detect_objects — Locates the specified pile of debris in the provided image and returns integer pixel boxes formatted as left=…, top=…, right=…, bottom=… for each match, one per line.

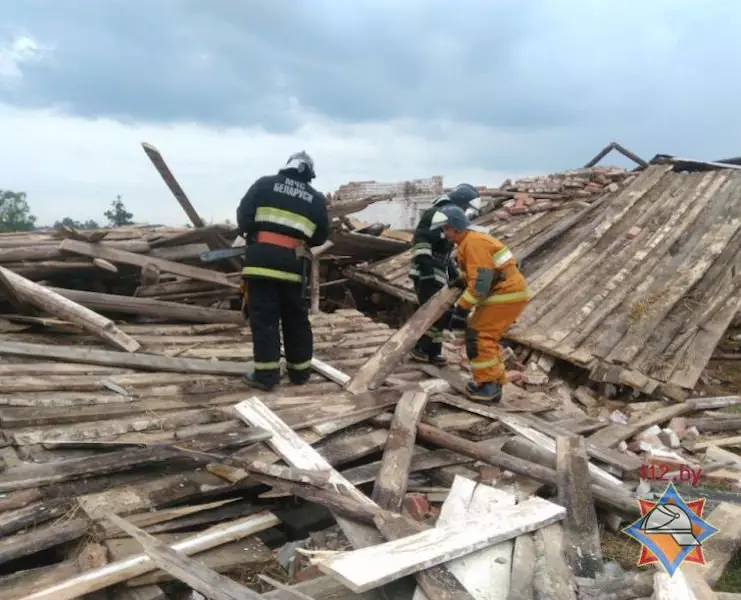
left=485, top=166, right=634, bottom=219
left=0, top=144, right=739, bottom=599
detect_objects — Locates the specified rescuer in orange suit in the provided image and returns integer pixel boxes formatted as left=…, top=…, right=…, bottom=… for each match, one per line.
left=431, top=204, right=531, bottom=402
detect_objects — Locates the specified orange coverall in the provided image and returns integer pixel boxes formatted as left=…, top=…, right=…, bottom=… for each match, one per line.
left=454, top=230, right=531, bottom=385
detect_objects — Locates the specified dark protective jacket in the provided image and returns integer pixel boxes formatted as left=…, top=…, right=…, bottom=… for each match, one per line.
left=236, top=169, right=330, bottom=282
left=410, top=198, right=459, bottom=287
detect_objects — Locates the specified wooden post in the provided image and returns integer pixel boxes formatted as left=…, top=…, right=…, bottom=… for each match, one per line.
left=0, top=267, right=140, bottom=353
left=555, top=436, right=604, bottom=578
left=371, top=391, right=429, bottom=511
left=309, top=241, right=334, bottom=315
left=346, top=286, right=461, bottom=394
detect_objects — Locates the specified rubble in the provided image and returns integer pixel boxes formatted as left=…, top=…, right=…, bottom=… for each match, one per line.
left=0, top=144, right=739, bottom=599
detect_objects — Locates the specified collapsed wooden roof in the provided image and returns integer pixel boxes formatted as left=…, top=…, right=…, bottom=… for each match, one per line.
left=345, top=161, right=741, bottom=399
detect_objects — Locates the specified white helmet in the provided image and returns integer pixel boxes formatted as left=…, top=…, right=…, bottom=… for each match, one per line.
left=284, top=150, right=316, bottom=180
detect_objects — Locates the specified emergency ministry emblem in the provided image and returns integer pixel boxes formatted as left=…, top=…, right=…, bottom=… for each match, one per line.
left=622, top=482, right=717, bottom=576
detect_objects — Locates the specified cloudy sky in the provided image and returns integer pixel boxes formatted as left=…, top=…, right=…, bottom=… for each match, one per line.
left=0, top=0, right=739, bottom=227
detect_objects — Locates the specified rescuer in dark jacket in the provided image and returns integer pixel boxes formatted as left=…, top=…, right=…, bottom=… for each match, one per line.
left=409, top=183, right=482, bottom=365
left=236, top=151, right=330, bottom=391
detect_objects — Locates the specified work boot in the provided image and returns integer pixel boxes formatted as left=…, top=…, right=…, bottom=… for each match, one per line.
left=241, top=372, right=275, bottom=392
left=288, top=373, right=311, bottom=386
left=428, top=354, right=448, bottom=367
left=465, top=381, right=502, bottom=403
left=409, top=347, right=430, bottom=363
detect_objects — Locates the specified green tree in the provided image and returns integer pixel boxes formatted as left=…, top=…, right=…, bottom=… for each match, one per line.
left=0, top=190, right=37, bottom=233
left=54, top=217, right=100, bottom=230
left=104, top=195, right=134, bottom=227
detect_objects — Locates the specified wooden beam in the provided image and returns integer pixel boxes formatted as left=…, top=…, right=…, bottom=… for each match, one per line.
left=48, top=287, right=244, bottom=323
left=555, top=436, right=603, bottom=578
left=310, top=497, right=565, bottom=593
left=507, top=535, right=536, bottom=600
left=16, top=512, right=280, bottom=600
left=0, top=266, right=140, bottom=352
left=418, top=423, right=640, bottom=517
left=371, top=390, right=429, bottom=511
left=59, top=239, right=239, bottom=288
left=0, top=518, right=88, bottom=567
left=412, top=475, right=515, bottom=600
left=108, top=514, right=260, bottom=600
left=346, top=286, right=460, bottom=393
left=0, top=339, right=252, bottom=375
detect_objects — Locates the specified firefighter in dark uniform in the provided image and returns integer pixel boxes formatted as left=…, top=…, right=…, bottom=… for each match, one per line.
left=236, top=151, right=330, bottom=391
left=409, top=183, right=482, bottom=365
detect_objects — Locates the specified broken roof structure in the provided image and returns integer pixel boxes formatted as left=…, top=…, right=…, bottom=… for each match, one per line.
left=345, top=156, right=741, bottom=401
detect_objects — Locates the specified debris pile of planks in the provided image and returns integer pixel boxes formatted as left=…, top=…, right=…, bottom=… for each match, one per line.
left=0, top=278, right=740, bottom=600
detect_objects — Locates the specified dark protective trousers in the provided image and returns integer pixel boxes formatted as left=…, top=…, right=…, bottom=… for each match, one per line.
left=246, top=277, right=313, bottom=387
left=413, top=278, right=447, bottom=359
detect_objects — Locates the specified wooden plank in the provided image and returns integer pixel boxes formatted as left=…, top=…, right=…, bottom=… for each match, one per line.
left=413, top=475, right=515, bottom=600
left=311, top=497, right=565, bottom=593
left=371, top=390, right=429, bottom=511
left=49, top=287, right=244, bottom=323
left=0, top=518, right=88, bottom=566
left=59, top=239, right=239, bottom=288
left=261, top=576, right=376, bottom=600
left=416, top=422, right=640, bottom=517
left=235, top=398, right=471, bottom=600
left=0, top=498, right=72, bottom=536
left=345, top=286, right=461, bottom=393
left=0, top=266, right=140, bottom=352
left=234, top=397, right=384, bottom=550
left=507, top=535, right=535, bottom=600
left=17, top=512, right=280, bottom=600
left=108, top=514, right=260, bottom=600
left=0, top=340, right=252, bottom=375
left=532, top=525, right=577, bottom=600
left=499, top=416, right=623, bottom=489
left=555, top=436, right=603, bottom=578
left=588, top=401, right=697, bottom=448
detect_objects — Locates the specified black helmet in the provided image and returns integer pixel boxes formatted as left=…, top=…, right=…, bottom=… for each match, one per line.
left=429, top=203, right=470, bottom=232
left=447, top=183, right=481, bottom=210
left=283, top=150, right=316, bottom=181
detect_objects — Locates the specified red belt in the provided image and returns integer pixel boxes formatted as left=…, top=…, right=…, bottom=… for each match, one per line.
left=256, top=231, right=301, bottom=249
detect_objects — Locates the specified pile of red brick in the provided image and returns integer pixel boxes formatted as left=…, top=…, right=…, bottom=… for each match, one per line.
left=486, top=166, right=635, bottom=219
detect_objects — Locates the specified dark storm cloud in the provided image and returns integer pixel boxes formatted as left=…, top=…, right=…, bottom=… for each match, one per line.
left=2, top=0, right=741, bottom=167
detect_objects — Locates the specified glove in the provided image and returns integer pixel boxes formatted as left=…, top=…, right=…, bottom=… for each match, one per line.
left=448, top=275, right=466, bottom=290
left=447, top=305, right=470, bottom=330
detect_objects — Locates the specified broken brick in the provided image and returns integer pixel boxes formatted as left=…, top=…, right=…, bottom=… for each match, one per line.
left=627, top=226, right=642, bottom=239
left=508, top=205, right=530, bottom=215
left=523, top=195, right=536, bottom=206
left=403, top=494, right=430, bottom=521
left=478, top=466, right=502, bottom=483
left=493, top=209, right=511, bottom=220
left=607, top=182, right=619, bottom=192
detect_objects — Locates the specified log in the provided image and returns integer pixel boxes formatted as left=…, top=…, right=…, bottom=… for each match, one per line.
left=59, top=239, right=239, bottom=288
left=17, top=512, right=280, bottom=600
left=371, top=390, right=429, bottom=511
left=311, top=497, right=565, bottom=593
left=346, top=286, right=461, bottom=393
left=421, top=424, right=640, bottom=517
left=0, top=339, right=252, bottom=375
left=108, top=514, right=260, bottom=600
left=48, top=287, right=244, bottom=323
left=0, top=498, right=72, bottom=537
left=555, top=436, right=603, bottom=578
left=0, top=266, right=140, bottom=352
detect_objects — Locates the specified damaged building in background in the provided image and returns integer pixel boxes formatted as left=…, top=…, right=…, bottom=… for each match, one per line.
left=0, top=142, right=738, bottom=600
